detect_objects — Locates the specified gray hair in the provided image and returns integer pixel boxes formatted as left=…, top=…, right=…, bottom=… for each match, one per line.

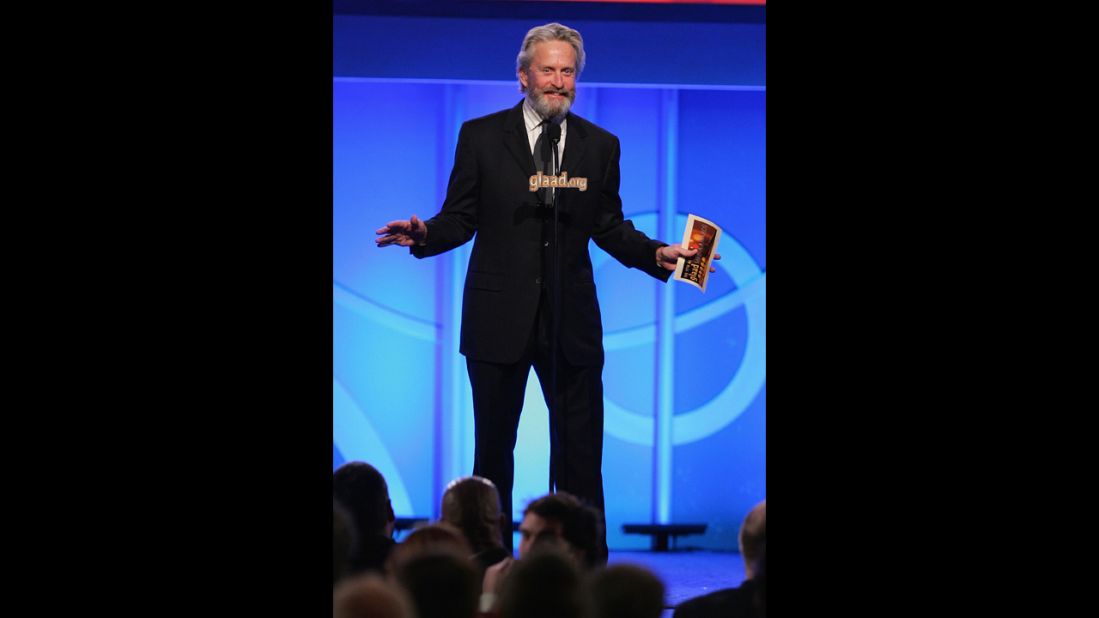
left=516, top=22, right=586, bottom=87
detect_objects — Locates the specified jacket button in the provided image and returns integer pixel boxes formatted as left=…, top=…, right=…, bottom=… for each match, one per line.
left=535, top=277, right=542, bottom=285
left=544, top=241, right=550, bottom=247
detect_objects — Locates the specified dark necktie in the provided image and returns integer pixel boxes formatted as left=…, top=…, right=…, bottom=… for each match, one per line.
left=533, top=120, right=554, bottom=205
left=534, top=120, right=551, bottom=172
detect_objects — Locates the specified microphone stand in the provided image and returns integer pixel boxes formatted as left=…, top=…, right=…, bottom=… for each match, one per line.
left=553, top=135, right=563, bottom=493
left=549, top=131, right=564, bottom=495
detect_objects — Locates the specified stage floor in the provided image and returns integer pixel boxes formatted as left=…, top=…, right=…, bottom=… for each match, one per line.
left=607, top=550, right=747, bottom=617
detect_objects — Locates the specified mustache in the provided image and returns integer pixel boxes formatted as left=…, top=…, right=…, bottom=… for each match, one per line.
left=541, top=88, right=571, bottom=96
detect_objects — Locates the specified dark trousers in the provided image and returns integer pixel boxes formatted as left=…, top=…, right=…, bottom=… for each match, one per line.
left=466, top=291, right=607, bottom=559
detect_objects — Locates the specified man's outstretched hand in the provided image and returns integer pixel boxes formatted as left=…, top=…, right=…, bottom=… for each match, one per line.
left=375, top=215, right=427, bottom=247
left=656, top=245, right=721, bottom=272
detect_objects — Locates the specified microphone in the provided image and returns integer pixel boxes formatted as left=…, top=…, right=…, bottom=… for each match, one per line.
left=545, top=121, right=561, bottom=176
left=537, top=121, right=563, bottom=211
left=545, top=121, right=561, bottom=147
left=545, top=121, right=562, bottom=210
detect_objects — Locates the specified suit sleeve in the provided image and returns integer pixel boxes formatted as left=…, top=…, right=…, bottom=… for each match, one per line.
left=411, top=123, right=479, bottom=259
left=590, top=136, right=672, bottom=281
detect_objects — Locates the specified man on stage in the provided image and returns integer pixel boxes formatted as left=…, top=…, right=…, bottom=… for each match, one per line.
left=375, top=22, right=716, bottom=562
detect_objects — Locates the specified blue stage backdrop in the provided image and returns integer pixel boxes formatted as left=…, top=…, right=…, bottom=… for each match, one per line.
left=334, top=10, right=765, bottom=551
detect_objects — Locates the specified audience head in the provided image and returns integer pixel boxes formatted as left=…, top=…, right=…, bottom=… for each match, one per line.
left=394, top=549, right=480, bottom=618
left=587, top=563, right=666, bottom=618
left=387, top=522, right=472, bottom=575
left=519, top=492, right=601, bottom=569
left=498, top=544, right=589, bottom=618
left=440, top=476, right=507, bottom=554
left=333, top=573, right=415, bottom=618
left=738, top=500, right=766, bottom=579
left=754, top=548, right=766, bottom=617
left=334, top=499, right=358, bottom=585
left=333, top=461, right=396, bottom=539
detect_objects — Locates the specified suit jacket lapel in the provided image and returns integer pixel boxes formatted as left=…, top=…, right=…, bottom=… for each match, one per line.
left=503, top=101, right=536, bottom=175
left=560, top=112, right=587, bottom=175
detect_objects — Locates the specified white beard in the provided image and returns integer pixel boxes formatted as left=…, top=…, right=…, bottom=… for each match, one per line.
left=527, top=88, right=574, bottom=119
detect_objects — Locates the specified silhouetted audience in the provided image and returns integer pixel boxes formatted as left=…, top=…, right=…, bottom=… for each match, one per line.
left=331, top=465, right=761, bottom=618
left=440, top=476, right=512, bottom=574
left=333, top=461, right=397, bottom=574
left=672, top=499, right=766, bottom=618
left=588, top=563, right=666, bottom=618
left=334, top=573, right=416, bottom=618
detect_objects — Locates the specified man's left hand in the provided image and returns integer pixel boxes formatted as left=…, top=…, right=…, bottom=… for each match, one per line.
left=656, top=245, right=721, bottom=272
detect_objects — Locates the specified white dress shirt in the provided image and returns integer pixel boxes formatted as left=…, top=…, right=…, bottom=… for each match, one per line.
left=522, top=98, right=567, bottom=171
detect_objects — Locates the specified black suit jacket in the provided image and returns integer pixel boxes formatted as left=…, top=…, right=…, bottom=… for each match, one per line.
left=412, top=100, right=670, bottom=365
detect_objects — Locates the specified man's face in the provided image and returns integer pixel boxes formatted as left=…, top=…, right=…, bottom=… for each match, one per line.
left=518, top=40, right=577, bottom=118
left=518, top=512, right=564, bottom=558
